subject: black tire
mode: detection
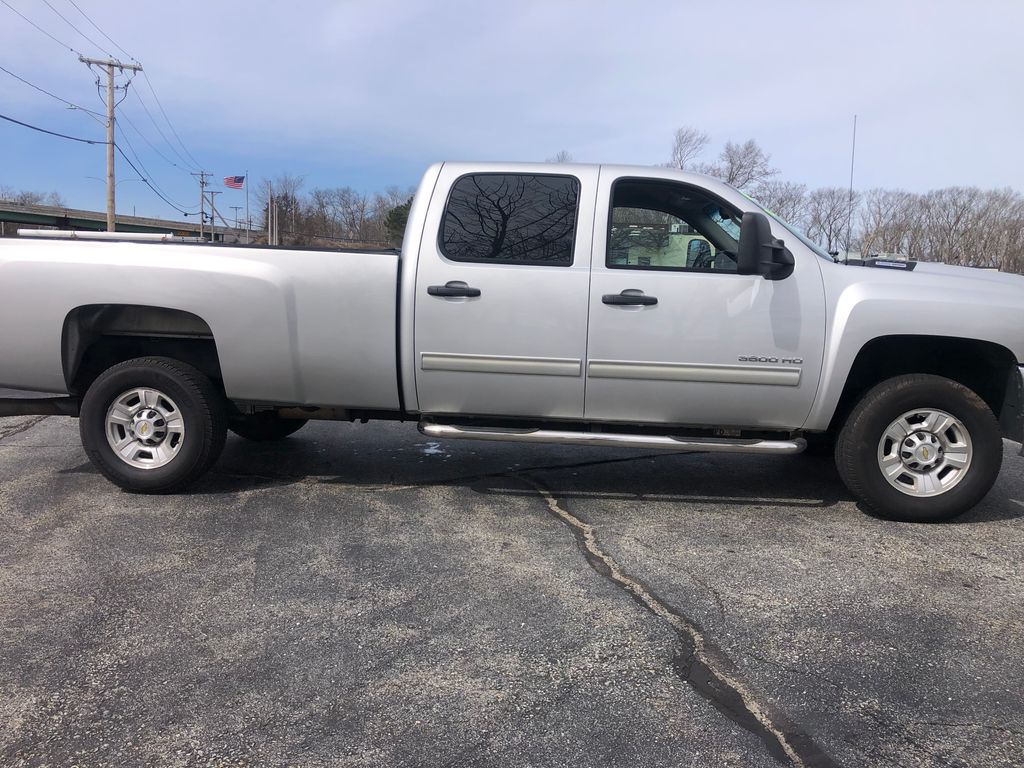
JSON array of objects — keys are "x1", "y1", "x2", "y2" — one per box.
[
  {"x1": 79, "y1": 356, "x2": 227, "y2": 493},
  {"x1": 229, "y1": 412, "x2": 307, "y2": 442},
  {"x1": 836, "y1": 374, "x2": 1002, "y2": 522}
]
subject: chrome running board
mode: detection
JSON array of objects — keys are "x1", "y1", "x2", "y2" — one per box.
[{"x1": 418, "y1": 422, "x2": 806, "y2": 455}]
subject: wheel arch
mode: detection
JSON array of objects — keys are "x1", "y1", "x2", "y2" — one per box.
[
  {"x1": 824, "y1": 335, "x2": 1021, "y2": 440},
  {"x1": 62, "y1": 304, "x2": 222, "y2": 395}
]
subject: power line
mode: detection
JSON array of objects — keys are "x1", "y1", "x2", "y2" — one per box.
[
  {"x1": 0, "y1": 62, "x2": 104, "y2": 121},
  {"x1": 46, "y1": 0, "x2": 201, "y2": 172},
  {"x1": 0, "y1": 1, "x2": 201, "y2": 222},
  {"x1": 115, "y1": 125, "x2": 196, "y2": 209},
  {"x1": 0, "y1": 0, "x2": 81, "y2": 55},
  {"x1": 114, "y1": 143, "x2": 194, "y2": 216},
  {"x1": 140, "y1": 71, "x2": 202, "y2": 169},
  {"x1": 129, "y1": 87, "x2": 198, "y2": 171},
  {"x1": 41, "y1": 0, "x2": 110, "y2": 57},
  {"x1": 64, "y1": 0, "x2": 136, "y2": 63},
  {"x1": 119, "y1": 109, "x2": 192, "y2": 174},
  {"x1": 0, "y1": 110, "x2": 104, "y2": 144},
  {"x1": 0, "y1": 114, "x2": 197, "y2": 217}
]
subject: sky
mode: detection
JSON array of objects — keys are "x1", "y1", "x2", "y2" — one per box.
[{"x1": 0, "y1": 0, "x2": 1022, "y2": 221}]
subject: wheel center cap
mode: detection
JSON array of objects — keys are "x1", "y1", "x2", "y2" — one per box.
[{"x1": 131, "y1": 409, "x2": 163, "y2": 442}]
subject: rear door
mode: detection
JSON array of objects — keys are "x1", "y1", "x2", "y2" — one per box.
[{"x1": 413, "y1": 164, "x2": 598, "y2": 419}]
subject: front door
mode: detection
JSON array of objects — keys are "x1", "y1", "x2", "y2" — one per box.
[
  {"x1": 584, "y1": 172, "x2": 826, "y2": 429},
  {"x1": 413, "y1": 164, "x2": 598, "y2": 419}
]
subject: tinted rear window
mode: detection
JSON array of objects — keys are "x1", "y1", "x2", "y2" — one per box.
[{"x1": 440, "y1": 174, "x2": 579, "y2": 265}]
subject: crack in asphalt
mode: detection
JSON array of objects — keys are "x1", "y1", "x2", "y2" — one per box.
[
  {"x1": 0, "y1": 415, "x2": 49, "y2": 443},
  {"x1": 521, "y1": 476, "x2": 840, "y2": 768},
  {"x1": 212, "y1": 451, "x2": 842, "y2": 765}
]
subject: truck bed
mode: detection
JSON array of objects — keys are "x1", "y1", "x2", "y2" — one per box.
[{"x1": 0, "y1": 238, "x2": 402, "y2": 410}]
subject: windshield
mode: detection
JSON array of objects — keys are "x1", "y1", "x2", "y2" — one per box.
[{"x1": 742, "y1": 193, "x2": 835, "y2": 262}]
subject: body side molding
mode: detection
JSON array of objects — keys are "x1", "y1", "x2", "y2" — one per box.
[
  {"x1": 587, "y1": 359, "x2": 801, "y2": 387},
  {"x1": 420, "y1": 352, "x2": 583, "y2": 377}
]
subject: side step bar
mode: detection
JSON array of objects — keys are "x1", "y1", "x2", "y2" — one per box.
[
  {"x1": 0, "y1": 397, "x2": 80, "y2": 418},
  {"x1": 419, "y1": 422, "x2": 806, "y2": 455}
]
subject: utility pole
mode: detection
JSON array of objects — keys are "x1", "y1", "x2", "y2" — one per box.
[
  {"x1": 79, "y1": 56, "x2": 143, "y2": 232},
  {"x1": 244, "y1": 168, "x2": 250, "y2": 244},
  {"x1": 207, "y1": 190, "x2": 221, "y2": 242},
  {"x1": 205, "y1": 191, "x2": 236, "y2": 242},
  {"x1": 230, "y1": 206, "x2": 242, "y2": 230},
  {"x1": 191, "y1": 171, "x2": 210, "y2": 239},
  {"x1": 266, "y1": 183, "x2": 273, "y2": 245}
]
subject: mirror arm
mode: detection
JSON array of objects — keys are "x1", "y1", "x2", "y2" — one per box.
[{"x1": 761, "y1": 238, "x2": 794, "y2": 280}]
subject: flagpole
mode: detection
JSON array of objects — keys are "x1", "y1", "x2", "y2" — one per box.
[{"x1": 245, "y1": 169, "x2": 250, "y2": 244}]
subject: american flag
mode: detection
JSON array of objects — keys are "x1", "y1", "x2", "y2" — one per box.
[{"x1": 224, "y1": 175, "x2": 245, "y2": 190}]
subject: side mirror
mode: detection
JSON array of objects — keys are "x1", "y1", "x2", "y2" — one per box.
[{"x1": 737, "y1": 212, "x2": 794, "y2": 280}]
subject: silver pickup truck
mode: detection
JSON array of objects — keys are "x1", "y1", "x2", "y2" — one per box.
[{"x1": 2, "y1": 162, "x2": 1022, "y2": 522}]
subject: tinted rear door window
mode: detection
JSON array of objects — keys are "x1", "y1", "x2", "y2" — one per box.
[{"x1": 440, "y1": 174, "x2": 579, "y2": 265}]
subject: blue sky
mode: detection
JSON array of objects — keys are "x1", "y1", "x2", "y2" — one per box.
[{"x1": 1, "y1": 0, "x2": 1022, "y2": 221}]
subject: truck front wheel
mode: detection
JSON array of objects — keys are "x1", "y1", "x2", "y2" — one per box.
[
  {"x1": 79, "y1": 357, "x2": 227, "y2": 493},
  {"x1": 836, "y1": 374, "x2": 1002, "y2": 522}
]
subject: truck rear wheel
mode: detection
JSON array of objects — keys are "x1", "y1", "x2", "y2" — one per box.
[
  {"x1": 229, "y1": 412, "x2": 307, "y2": 441},
  {"x1": 79, "y1": 357, "x2": 226, "y2": 493},
  {"x1": 835, "y1": 374, "x2": 1002, "y2": 522}
]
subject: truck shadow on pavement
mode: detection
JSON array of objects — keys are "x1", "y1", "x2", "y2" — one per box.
[
  {"x1": 132, "y1": 434, "x2": 1024, "y2": 525},
  {"x1": 203, "y1": 439, "x2": 844, "y2": 506}
]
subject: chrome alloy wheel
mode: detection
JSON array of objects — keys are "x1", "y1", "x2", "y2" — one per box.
[
  {"x1": 104, "y1": 387, "x2": 185, "y2": 469},
  {"x1": 877, "y1": 408, "x2": 972, "y2": 497}
]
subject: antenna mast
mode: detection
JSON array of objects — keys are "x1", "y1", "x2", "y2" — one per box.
[{"x1": 845, "y1": 114, "x2": 857, "y2": 258}]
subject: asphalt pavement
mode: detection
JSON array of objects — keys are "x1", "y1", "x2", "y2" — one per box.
[{"x1": 0, "y1": 410, "x2": 1021, "y2": 767}]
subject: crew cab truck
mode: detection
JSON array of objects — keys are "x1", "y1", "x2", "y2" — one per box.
[{"x1": 1, "y1": 162, "x2": 1023, "y2": 523}]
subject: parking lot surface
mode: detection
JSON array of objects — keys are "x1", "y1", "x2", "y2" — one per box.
[{"x1": 1, "y1": 410, "x2": 1022, "y2": 767}]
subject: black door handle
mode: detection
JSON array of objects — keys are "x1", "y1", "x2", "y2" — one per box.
[
  {"x1": 602, "y1": 292, "x2": 657, "y2": 306},
  {"x1": 428, "y1": 282, "x2": 481, "y2": 298}
]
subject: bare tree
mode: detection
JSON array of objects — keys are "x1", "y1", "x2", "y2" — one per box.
[
  {"x1": 859, "y1": 189, "x2": 918, "y2": 257},
  {"x1": 257, "y1": 174, "x2": 305, "y2": 243},
  {"x1": 751, "y1": 181, "x2": 808, "y2": 227},
  {"x1": 978, "y1": 189, "x2": 1024, "y2": 272},
  {"x1": 996, "y1": 190, "x2": 1024, "y2": 273},
  {"x1": 707, "y1": 139, "x2": 778, "y2": 190},
  {"x1": 287, "y1": 183, "x2": 417, "y2": 244},
  {"x1": 920, "y1": 187, "x2": 987, "y2": 267},
  {"x1": 0, "y1": 186, "x2": 65, "y2": 206},
  {"x1": 806, "y1": 187, "x2": 860, "y2": 254},
  {"x1": 668, "y1": 127, "x2": 709, "y2": 170},
  {"x1": 545, "y1": 150, "x2": 574, "y2": 163}
]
